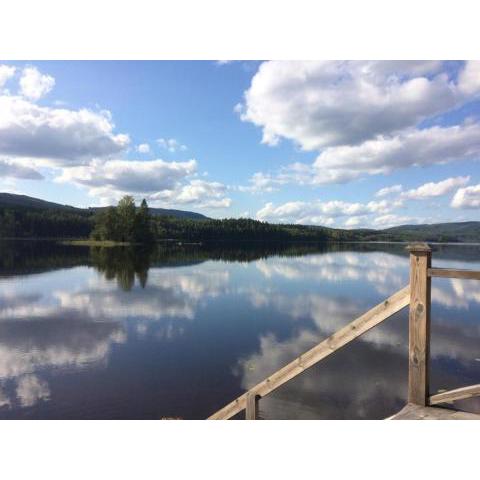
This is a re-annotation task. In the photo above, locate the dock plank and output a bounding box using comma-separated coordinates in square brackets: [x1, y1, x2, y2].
[389, 403, 480, 420]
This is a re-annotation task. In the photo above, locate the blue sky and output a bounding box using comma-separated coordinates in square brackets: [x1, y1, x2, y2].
[0, 60, 479, 228]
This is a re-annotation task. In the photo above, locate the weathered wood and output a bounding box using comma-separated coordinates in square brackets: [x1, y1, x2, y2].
[209, 285, 410, 419]
[407, 243, 431, 406]
[428, 268, 480, 280]
[246, 393, 260, 420]
[429, 384, 480, 405]
[389, 403, 480, 420]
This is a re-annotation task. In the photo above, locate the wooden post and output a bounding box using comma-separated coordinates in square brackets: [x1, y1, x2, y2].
[407, 243, 431, 406]
[246, 393, 260, 420]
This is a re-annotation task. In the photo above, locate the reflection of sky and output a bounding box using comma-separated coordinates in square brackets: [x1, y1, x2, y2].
[240, 248, 480, 418]
[0, 245, 479, 418]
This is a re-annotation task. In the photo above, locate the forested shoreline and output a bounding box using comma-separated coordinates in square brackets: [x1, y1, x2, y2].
[1, 195, 479, 243]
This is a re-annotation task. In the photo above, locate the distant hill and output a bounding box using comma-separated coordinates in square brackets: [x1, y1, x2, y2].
[0, 192, 209, 220]
[89, 206, 208, 220]
[0, 192, 78, 211]
[379, 222, 480, 243]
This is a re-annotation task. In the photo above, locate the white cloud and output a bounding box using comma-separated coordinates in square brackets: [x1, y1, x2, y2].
[344, 216, 364, 227]
[16, 374, 50, 407]
[238, 172, 287, 193]
[401, 176, 470, 200]
[0, 95, 129, 166]
[457, 60, 480, 96]
[57, 159, 231, 209]
[451, 183, 480, 209]
[0, 159, 43, 179]
[238, 61, 480, 186]
[0, 65, 15, 90]
[372, 214, 414, 228]
[150, 179, 232, 209]
[242, 122, 480, 188]
[256, 199, 399, 225]
[375, 184, 403, 197]
[238, 61, 473, 150]
[57, 158, 197, 194]
[136, 143, 150, 154]
[310, 123, 480, 183]
[157, 137, 187, 153]
[19, 67, 55, 100]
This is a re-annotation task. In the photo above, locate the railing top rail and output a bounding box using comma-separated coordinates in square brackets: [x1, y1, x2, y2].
[429, 384, 480, 405]
[209, 284, 410, 420]
[428, 267, 480, 280]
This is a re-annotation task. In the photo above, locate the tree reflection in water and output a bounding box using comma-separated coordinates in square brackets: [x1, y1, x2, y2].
[91, 246, 153, 291]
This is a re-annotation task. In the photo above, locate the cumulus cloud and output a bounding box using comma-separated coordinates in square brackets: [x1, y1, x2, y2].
[310, 123, 480, 183]
[0, 65, 15, 90]
[0, 159, 43, 180]
[238, 61, 478, 150]
[19, 67, 55, 100]
[457, 60, 480, 96]
[0, 95, 129, 166]
[238, 172, 287, 193]
[136, 143, 150, 154]
[451, 183, 480, 209]
[401, 176, 470, 200]
[57, 159, 231, 209]
[149, 179, 232, 209]
[375, 184, 403, 197]
[238, 61, 480, 187]
[57, 158, 197, 194]
[256, 199, 400, 225]
[157, 138, 187, 153]
[242, 122, 480, 188]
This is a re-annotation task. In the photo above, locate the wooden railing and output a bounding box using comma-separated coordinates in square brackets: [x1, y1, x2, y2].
[208, 243, 480, 419]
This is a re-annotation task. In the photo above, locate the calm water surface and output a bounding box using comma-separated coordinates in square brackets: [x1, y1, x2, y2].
[0, 241, 479, 419]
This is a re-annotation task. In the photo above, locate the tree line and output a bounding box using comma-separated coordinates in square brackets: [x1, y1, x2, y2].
[1, 194, 476, 243]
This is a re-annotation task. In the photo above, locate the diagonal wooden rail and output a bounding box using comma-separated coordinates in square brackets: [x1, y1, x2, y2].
[209, 285, 410, 419]
[208, 243, 480, 420]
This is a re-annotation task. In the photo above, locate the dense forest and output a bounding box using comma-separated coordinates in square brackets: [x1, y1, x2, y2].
[0, 207, 92, 238]
[1, 193, 479, 243]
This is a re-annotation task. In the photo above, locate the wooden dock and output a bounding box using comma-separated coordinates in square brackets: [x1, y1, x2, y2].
[208, 243, 480, 420]
[389, 404, 480, 420]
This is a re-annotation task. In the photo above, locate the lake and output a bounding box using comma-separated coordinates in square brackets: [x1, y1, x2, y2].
[0, 240, 479, 419]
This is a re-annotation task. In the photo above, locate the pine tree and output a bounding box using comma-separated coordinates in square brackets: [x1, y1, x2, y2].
[117, 195, 136, 242]
[134, 198, 153, 243]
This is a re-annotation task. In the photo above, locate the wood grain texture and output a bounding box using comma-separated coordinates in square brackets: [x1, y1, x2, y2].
[245, 393, 260, 420]
[408, 245, 431, 406]
[389, 403, 480, 420]
[428, 268, 480, 280]
[208, 285, 410, 419]
[430, 384, 480, 405]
